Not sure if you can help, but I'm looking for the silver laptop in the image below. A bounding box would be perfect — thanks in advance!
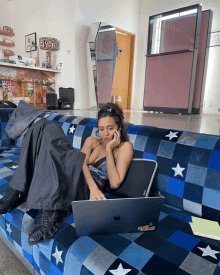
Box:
[72,195,165,236]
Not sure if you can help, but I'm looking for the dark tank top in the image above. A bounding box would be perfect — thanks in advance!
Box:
[88,141,116,191]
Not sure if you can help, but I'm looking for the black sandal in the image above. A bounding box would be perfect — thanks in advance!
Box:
[0,186,28,214]
[28,208,71,246]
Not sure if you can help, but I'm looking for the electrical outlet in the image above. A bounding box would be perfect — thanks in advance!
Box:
[60,63,62,66]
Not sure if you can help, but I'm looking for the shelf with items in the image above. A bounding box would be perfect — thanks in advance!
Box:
[0,30,15,37]
[0,41,15,47]
[4,52,14,56]
[0,66,57,109]
[0,62,61,73]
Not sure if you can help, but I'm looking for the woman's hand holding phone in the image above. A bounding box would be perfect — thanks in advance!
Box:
[106,129,121,151]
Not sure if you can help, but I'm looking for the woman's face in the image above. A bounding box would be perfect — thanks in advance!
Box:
[98,117,118,144]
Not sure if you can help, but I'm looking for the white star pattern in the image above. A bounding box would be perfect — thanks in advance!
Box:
[6,223,12,235]
[52,246,63,265]
[165,131,179,141]
[44,113,50,118]
[69,126,75,134]
[109,263,132,275]
[198,245,220,259]
[172,163,185,177]
[10,165,18,169]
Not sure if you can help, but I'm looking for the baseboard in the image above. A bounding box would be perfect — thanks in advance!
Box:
[0,231,39,275]
[143,106,189,114]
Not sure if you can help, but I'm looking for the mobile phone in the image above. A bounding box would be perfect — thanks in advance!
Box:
[112,127,122,140]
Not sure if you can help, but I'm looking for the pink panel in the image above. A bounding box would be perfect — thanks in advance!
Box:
[97,61,113,103]
[193,11,210,109]
[160,15,197,53]
[144,52,194,108]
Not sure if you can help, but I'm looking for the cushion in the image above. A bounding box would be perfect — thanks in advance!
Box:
[104,159,158,198]
[0,108,16,151]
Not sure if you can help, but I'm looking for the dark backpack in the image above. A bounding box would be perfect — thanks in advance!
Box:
[0,100,17,108]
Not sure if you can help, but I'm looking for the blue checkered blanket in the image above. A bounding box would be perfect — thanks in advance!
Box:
[1,109,220,275]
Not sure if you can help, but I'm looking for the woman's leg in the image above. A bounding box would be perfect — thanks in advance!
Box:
[0,118,70,214]
[0,120,38,214]
[1,118,86,244]
[23,119,86,245]
[6,118,85,210]
[28,171,89,246]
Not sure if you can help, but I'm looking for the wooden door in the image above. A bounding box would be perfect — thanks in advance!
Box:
[112,32,132,109]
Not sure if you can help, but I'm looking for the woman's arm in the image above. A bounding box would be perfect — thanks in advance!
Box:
[82,161,99,191]
[81,137,99,192]
[106,141,133,189]
[81,137,106,200]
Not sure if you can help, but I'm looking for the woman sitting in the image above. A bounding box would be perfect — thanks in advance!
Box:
[0,102,133,245]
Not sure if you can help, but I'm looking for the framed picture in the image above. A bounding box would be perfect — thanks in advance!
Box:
[25,32,37,52]
[3,26,10,32]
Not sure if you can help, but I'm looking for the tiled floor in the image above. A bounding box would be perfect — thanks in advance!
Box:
[0,238,30,275]
[56,108,220,136]
[1,108,220,273]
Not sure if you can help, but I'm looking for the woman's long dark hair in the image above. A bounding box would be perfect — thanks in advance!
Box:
[95,102,129,144]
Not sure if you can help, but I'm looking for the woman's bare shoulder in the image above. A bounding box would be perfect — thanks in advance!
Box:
[86,136,101,147]
[120,141,133,149]
[127,141,133,147]
[117,141,133,155]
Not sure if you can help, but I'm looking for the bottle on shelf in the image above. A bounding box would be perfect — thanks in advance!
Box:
[0,49,3,59]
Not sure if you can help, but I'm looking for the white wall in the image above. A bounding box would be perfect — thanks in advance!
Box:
[9,0,75,99]
[6,0,219,113]
[75,0,140,109]
[4,0,140,110]
[0,0,11,53]
[0,0,10,29]
[135,0,220,114]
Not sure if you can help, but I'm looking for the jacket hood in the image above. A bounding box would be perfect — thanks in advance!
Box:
[6,100,48,139]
